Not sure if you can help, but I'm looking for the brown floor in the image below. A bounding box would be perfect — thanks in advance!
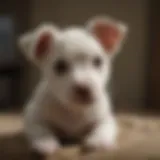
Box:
[0,113,23,135]
[1,112,160,160]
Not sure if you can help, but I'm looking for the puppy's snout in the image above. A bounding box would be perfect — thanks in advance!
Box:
[73,84,93,104]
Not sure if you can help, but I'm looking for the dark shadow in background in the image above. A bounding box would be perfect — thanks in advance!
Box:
[0,0,32,110]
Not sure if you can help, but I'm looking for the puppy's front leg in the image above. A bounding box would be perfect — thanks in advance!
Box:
[24,106,60,155]
[84,115,117,151]
[30,125,60,155]
[84,96,117,151]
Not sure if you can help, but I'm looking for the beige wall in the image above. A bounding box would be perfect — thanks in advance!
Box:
[27,0,149,109]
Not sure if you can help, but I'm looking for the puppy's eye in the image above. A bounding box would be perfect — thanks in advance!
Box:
[53,59,70,75]
[93,56,102,68]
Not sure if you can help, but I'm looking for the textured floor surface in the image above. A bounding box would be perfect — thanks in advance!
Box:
[0,112,160,160]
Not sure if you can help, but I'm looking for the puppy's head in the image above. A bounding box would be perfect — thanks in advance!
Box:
[18,16,127,108]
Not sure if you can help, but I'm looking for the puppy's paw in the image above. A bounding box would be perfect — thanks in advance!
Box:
[32,138,60,155]
[83,133,117,152]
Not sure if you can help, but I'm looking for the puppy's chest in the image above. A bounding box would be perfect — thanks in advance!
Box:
[43,106,95,136]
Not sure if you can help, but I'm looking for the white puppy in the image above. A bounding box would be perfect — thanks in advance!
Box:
[18,16,127,155]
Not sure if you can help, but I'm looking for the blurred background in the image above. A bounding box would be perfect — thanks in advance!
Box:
[0,0,158,112]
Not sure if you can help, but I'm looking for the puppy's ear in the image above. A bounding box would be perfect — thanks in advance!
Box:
[86,16,128,55]
[18,24,59,65]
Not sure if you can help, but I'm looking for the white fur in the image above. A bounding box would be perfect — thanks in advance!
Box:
[19,16,127,154]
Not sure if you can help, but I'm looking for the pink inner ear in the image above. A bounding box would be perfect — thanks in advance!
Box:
[94,23,121,53]
[35,32,51,58]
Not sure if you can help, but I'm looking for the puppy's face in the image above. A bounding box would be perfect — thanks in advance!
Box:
[19,17,127,107]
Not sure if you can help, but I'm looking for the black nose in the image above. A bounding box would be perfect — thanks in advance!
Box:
[73,84,93,103]
[75,85,90,96]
